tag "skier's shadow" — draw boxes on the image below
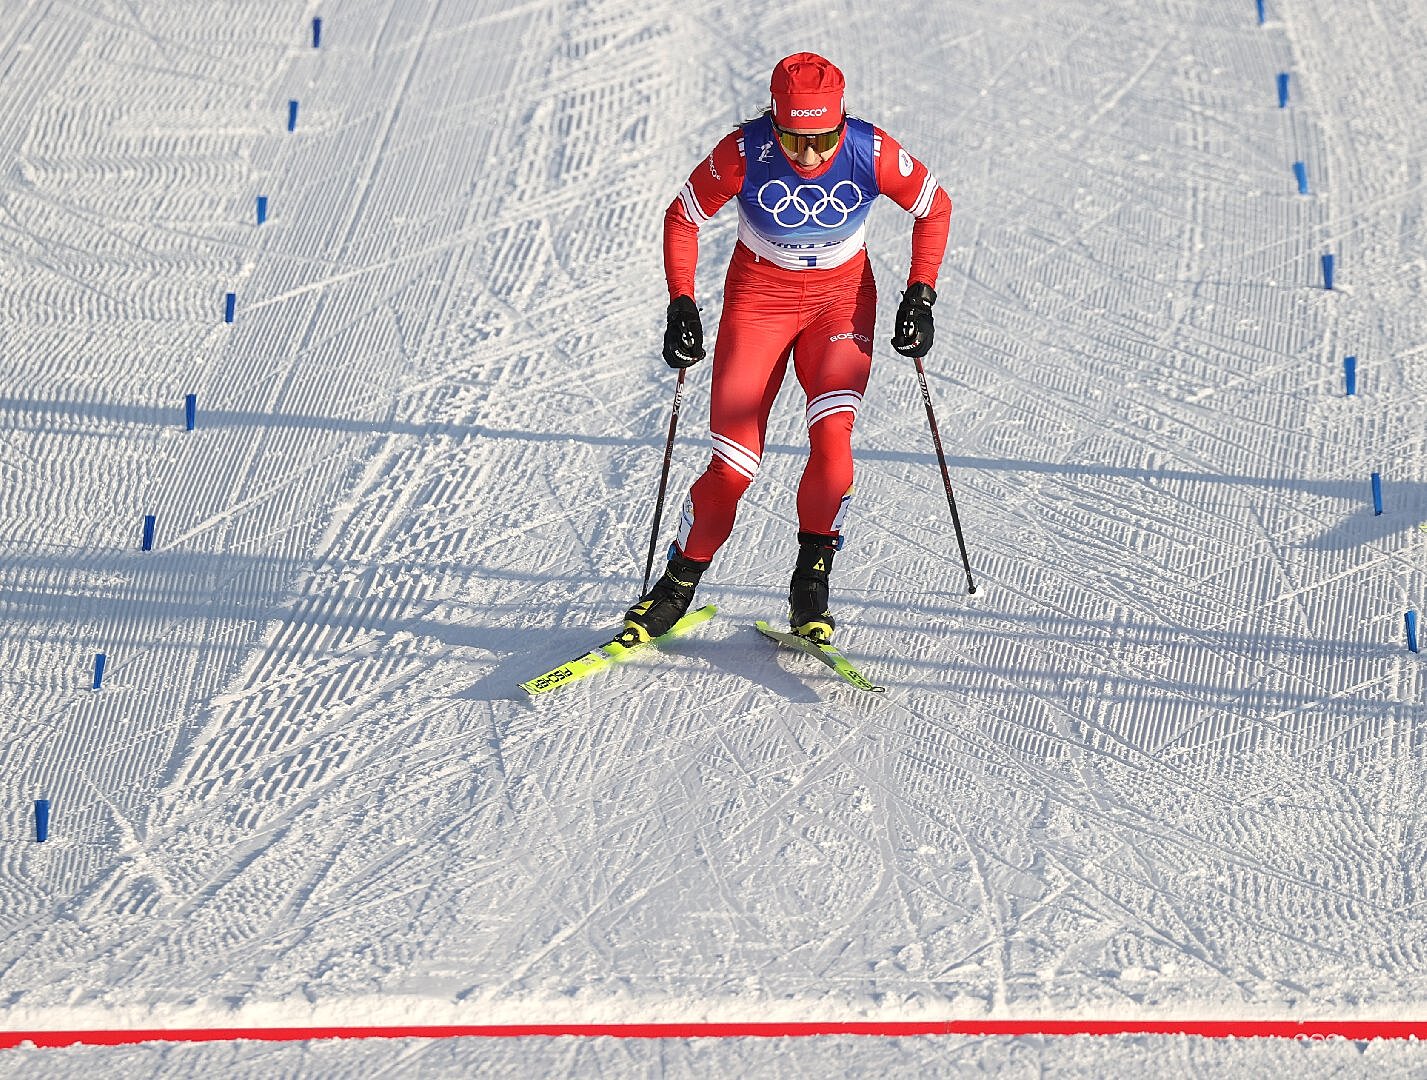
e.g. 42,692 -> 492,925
1306,478 -> 1427,550
695,627 -> 825,704
458,622 -> 621,704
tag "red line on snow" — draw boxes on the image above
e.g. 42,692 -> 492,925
1,1019 -> 1425,1048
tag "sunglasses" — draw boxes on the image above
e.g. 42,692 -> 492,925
774,118 -> 845,155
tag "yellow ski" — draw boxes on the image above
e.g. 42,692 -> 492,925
755,620 -> 885,693
520,605 -> 717,696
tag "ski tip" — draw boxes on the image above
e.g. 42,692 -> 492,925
519,670 -> 575,696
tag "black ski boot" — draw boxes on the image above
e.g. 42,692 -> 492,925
624,553 -> 709,642
789,531 -> 838,642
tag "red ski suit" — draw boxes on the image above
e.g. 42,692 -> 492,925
664,116 -> 951,563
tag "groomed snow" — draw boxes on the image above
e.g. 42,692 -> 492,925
0,0 -> 1424,1074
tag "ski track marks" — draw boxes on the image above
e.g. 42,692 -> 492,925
0,0 -> 1424,1057
7,1028 -> 1427,1078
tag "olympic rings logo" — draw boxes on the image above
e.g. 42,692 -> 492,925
756,179 -> 864,228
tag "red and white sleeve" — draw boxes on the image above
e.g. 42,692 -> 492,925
873,126 -> 953,290
663,130 -> 746,300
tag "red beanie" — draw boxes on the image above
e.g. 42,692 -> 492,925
770,52 -> 845,128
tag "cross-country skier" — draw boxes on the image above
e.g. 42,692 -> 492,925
625,52 -> 952,644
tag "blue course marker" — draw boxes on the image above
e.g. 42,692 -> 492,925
1322,253 -> 1335,290
1372,472 -> 1383,515
1408,610 -> 1420,654
224,292 -> 236,322
1277,72 -> 1290,107
313,17 -> 322,47
287,100 -> 299,132
1293,161 -> 1309,194
142,514 -> 156,551
257,195 -> 268,224
93,653 -> 106,690
185,393 -> 197,430
1256,0 -> 1266,24
1344,356 -> 1357,396
35,800 -> 49,843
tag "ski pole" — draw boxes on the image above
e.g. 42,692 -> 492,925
913,354 -> 977,594
642,367 -> 687,592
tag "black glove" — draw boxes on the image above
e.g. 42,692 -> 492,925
662,295 -> 705,368
890,282 -> 936,358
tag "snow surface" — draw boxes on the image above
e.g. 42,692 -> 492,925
0,0 -> 1424,1074
5,1031 -> 1427,1079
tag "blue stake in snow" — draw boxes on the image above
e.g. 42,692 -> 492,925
313,17 -> 322,47
287,99 -> 299,132
1256,0 -> 1266,24
257,195 -> 268,224
93,653 -> 106,690
1322,252 -> 1335,290
1277,72 -> 1290,107
35,799 -> 49,843
1407,610 -> 1420,654
185,393 -> 197,430
1372,472 -> 1383,515
224,291 -> 236,323
1344,355 -> 1357,396
142,514 -> 156,551
1293,161 -> 1309,194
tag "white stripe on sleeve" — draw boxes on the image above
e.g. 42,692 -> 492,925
679,181 -> 710,226
911,174 -> 938,219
